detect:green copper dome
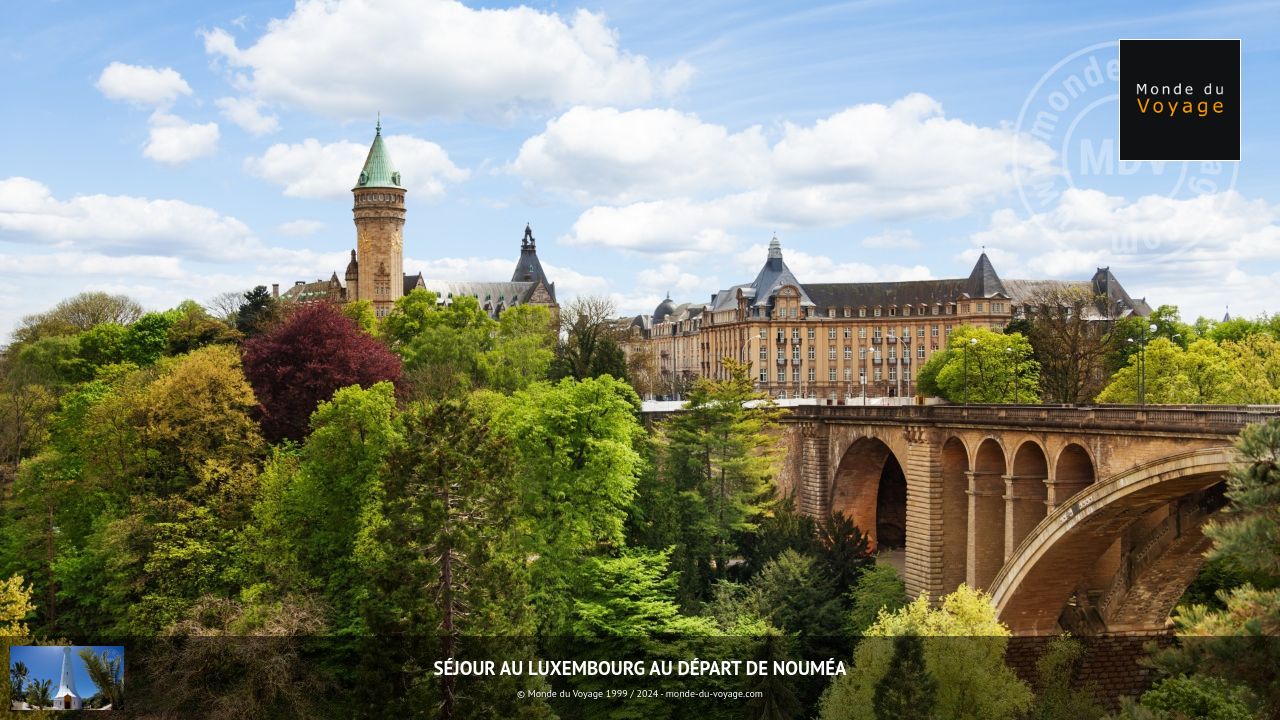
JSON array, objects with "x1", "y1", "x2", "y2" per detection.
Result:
[{"x1": 354, "y1": 121, "x2": 403, "y2": 190}]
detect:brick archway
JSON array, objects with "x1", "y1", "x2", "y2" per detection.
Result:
[
  {"x1": 830, "y1": 437, "x2": 907, "y2": 552},
  {"x1": 990, "y1": 447, "x2": 1235, "y2": 635},
  {"x1": 940, "y1": 436, "x2": 969, "y2": 594},
  {"x1": 968, "y1": 437, "x2": 1007, "y2": 590},
  {"x1": 1008, "y1": 441, "x2": 1049, "y2": 560}
]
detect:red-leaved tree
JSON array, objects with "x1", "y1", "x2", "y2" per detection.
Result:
[{"x1": 242, "y1": 302, "x2": 402, "y2": 442}]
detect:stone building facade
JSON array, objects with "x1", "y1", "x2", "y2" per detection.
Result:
[
  {"x1": 620, "y1": 237, "x2": 1149, "y2": 400},
  {"x1": 278, "y1": 123, "x2": 557, "y2": 320}
]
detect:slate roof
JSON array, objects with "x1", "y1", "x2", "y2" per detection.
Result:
[{"x1": 353, "y1": 121, "x2": 402, "y2": 190}]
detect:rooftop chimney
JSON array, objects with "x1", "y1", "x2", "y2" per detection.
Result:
[{"x1": 272, "y1": 283, "x2": 279, "y2": 297}]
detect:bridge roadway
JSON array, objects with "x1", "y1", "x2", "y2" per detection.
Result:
[{"x1": 644, "y1": 402, "x2": 1279, "y2": 635}]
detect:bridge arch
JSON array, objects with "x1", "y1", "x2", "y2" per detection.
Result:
[
  {"x1": 990, "y1": 447, "x2": 1235, "y2": 635},
  {"x1": 940, "y1": 436, "x2": 969, "y2": 593},
  {"x1": 830, "y1": 437, "x2": 907, "y2": 553},
  {"x1": 1008, "y1": 441, "x2": 1050, "y2": 559},
  {"x1": 969, "y1": 437, "x2": 1007, "y2": 589},
  {"x1": 1051, "y1": 443, "x2": 1096, "y2": 509}
]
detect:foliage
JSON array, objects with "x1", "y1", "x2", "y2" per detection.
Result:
[
  {"x1": 0, "y1": 575, "x2": 33, "y2": 635},
  {"x1": 550, "y1": 295, "x2": 629, "y2": 383},
  {"x1": 79, "y1": 647, "x2": 125, "y2": 709},
  {"x1": 26, "y1": 677, "x2": 52, "y2": 710},
  {"x1": 845, "y1": 565, "x2": 907, "y2": 637},
  {"x1": 1132, "y1": 675, "x2": 1259, "y2": 720},
  {"x1": 819, "y1": 585, "x2": 1032, "y2": 720},
  {"x1": 917, "y1": 326, "x2": 1039, "y2": 403},
  {"x1": 14, "y1": 291, "x2": 142, "y2": 344},
  {"x1": 735, "y1": 496, "x2": 818, "y2": 580},
  {"x1": 1152, "y1": 419, "x2": 1280, "y2": 716},
  {"x1": 748, "y1": 550, "x2": 845, "y2": 641},
  {"x1": 872, "y1": 635, "x2": 936, "y2": 720},
  {"x1": 121, "y1": 310, "x2": 179, "y2": 365},
  {"x1": 166, "y1": 299, "x2": 240, "y2": 355},
  {"x1": 571, "y1": 547, "x2": 714, "y2": 637},
  {"x1": 478, "y1": 304, "x2": 555, "y2": 393},
  {"x1": 1096, "y1": 335, "x2": 1280, "y2": 404},
  {"x1": 485, "y1": 376, "x2": 645, "y2": 634},
  {"x1": 341, "y1": 299, "x2": 377, "y2": 335},
  {"x1": 242, "y1": 302, "x2": 402, "y2": 441},
  {"x1": 661, "y1": 359, "x2": 783, "y2": 606},
  {"x1": 235, "y1": 285, "x2": 279, "y2": 336},
  {"x1": 1024, "y1": 635, "x2": 1105, "y2": 720},
  {"x1": 1017, "y1": 285, "x2": 1124, "y2": 403},
  {"x1": 814, "y1": 512, "x2": 874, "y2": 596}
]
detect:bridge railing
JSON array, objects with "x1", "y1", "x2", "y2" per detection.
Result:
[{"x1": 782, "y1": 403, "x2": 1280, "y2": 433}]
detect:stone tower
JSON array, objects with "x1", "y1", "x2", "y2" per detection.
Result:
[{"x1": 351, "y1": 121, "x2": 406, "y2": 317}]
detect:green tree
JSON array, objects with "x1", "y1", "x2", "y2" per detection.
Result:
[
  {"x1": 917, "y1": 326, "x2": 1038, "y2": 403},
  {"x1": 165, "y1": 299, "x2": 240, "y2": 355},
  {"x1": 571, "y1": 547, "x2": 714, "y2": 637},
  {"x1": 872, "y1": 635, "x2": 937, "y2": 720},
  {"x1": 485, "y1": 376, "x2": 644, "y2": 634},
  {"x1": 385, "y1": 290, "x2": 497, "y2": 399},
  {"x1": 846, "y1": 565, "x2": 907, "y2": 638},
  {"x1": 661, "y1": 358, "x2": 782, "y2": 605},
  {"x1": 121, "y1": 310, "x2": 179, "y2": 365},
  {"x1": 1024, "y1": 635, "x2": 1105, "y2": 720},
  {"x1": 235, "y1": 285, "x2": 279, "y2": 336},
  {"x1": 1096, "y1": 337, "x2": 1196, "y2": 404},
  {"x1": 749, "y1": 549, "x2": 845, "y2": 641},
  {"x1": 79, "y1": 647, "x2": 125, "y2": 709},
  {"x1": 1016, "y1": 285, "x2": 1123, "y2": 403},
  {"x1": 341, "y1": 299, "x2": 378, "y2": 335},
  {"x1": 1129, "y1": 675, "x2": 1259, "y2": 720},
  {"x1": 26, "y1": 677, "x2": 52, "y2": 710},
  {"x1": 819, "y1": 585, "x2": 1032, "y2": 720},
  {"x1": 13, "y1": 291, "x2": 142, "y2": 344},
  {"x1": 815, "y1": 512, "x2": 874, "y2": 596},
  {"x1": 9, "y1": 659, "x2": 30, "y2": 704},
  {"x1": 1153, "y1": 419, "x2": 1280, "y2": 715},
  {"x1": 478, "y1": 304, "x2": 555, "y2": 393},
  {"x1": 76, "y1": 322, "x2": 128, "y2": 370},
  {"x1": 0, "y1": 574, "x2": 33, "y2": 635},
  {"x1": 550, "y1": 295, "x2": 630, "y2": 382},
  {"x1": 1222, "y1": 334, "x2": 1280, "y2": 404}
]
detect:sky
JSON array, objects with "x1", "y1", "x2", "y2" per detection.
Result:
[
  {"x1": 9, "y1": 645, "x2": 123, "y2": 701},
  {"x1": 2, "y1": 0, "x2": 1279, "y2": 340}
]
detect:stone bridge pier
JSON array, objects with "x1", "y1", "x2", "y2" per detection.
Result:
[{"x1": 766, "y1": 404, "x2": 1276, "y2": 636}]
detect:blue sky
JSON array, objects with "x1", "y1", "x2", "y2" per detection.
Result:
[
  {"x1": 2, "y1": 0, "x2": 1278, "y2": 339},
  {"x1": 9, "y1": 645, "x2": 123, "y2": 700}
]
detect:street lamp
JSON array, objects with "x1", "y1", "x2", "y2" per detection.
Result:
[
  {"x1": 1129, "y1": 323, "x2": 1158, "y2": 405},
  {"x1": 963, "y1": 337, "x2": 978, "y2": 404},
  {"x1": 1006, "y1": 346, "x2": 1016, "y2": 404}
]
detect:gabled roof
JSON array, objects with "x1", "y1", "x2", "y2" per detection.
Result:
[
  {"x1": 511, "y1": 224, "x2": 555, "y2": 302},
  {"x1": 748, "y1": 237, "x2": 815, "y2": 307},
  {"x1": 353, "y1": 121, "x2": 402, "y2": 190}
]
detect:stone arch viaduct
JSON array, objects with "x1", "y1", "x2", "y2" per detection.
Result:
[{"x1": 650, "y1": 403, "x2": 1278, "y2": 636}]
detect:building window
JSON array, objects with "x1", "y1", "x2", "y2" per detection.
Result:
[
  {"x1": 828, "y1": 328, "x2": 837, "y2": 340},
  {"x1": 844, "y1": 367, "x2": 852, "y2": 381},
  {"x1": 843, "y1": 327, "x2": 852, "y2": 339},
  {"x1": 828, "y1": 347, "x2": 836, "y2": 360},
  {"x1": 808, "y1": 347, "x2": 816, "y2": 360},
  {"x1": 829, "y1": 368, "x2": 837, "y2": 381},
  {"x1": 874, "y1": 369, "x2": 882, "y2": 381},
  {"x1": 931, "y1": 324, "x2": 939, "y2": 337},
  {"x1": 889, "y1": 368, "x2": 897, "y2": 381},
  {"x1": 792, "y1": 369, "x2": 800, "y2": 383},
  {"x1": 858, "y1": 327, "x2": 866, "y2": 339},
  {"x1": 759, "y1": 368, "x2": 768, "y2": 382},
  {"x1": 844, "y1": 346, "x2": 852, "y2": 360},
  {"x1": 889, "y1": 306, "x2": 897, "y2": 316},
  {"x1": 945, "y1": 326, "x2": 953, "y2": 337},
  {"x1": 992, "y1": 302, "x2": 1004, "y2": 312},
  {"x1": 859, "y1": 307, "x2": 867, "y2": 317},
  {"x1": 808, "y1": 368, "x2": 816, "y2": 381},
  {"x1": 860, "y1": 348, "x2": 867, "y2": 360},
  {"x1": 759, "y1": 328, "x2": 767, "y2": 339},
  {"x1": 828, "y1": 308, "x2": 835, "y2": 318},
  {"x1": 778, "y1": 370, "x2": 786, "y2": 383},
  {"x1": 977, "y1": 302, "x2": 984, "y2": 312},
  {"x1": 807, "y1": 328, "x2": 815, "y2": 340},
  {"x1": 917, "y1": 327, "x2": 925, "y2": 338},
  {"x1": 760, "y1": 347, "x2": 767, "y2": 359},
  {"x1": 917, "y1": 345, "x2": 925, "y2": 358},
  {"x1": 792, "y1": 347, "x2": 800, "y2": 361},
  {"x1": 874, "y1": 307, "x2": 882, "y2": 317},
  {"x1": 932, "y1": 343, "x2": 939, "y2": 352},
  {"x1": 873, "y1": 328, "x2": 882, "y2": 340},
  {"x1": 859, "y1": 369, "x2": 866, "y2": 382},
  {"x1": 790, "y1": 328, "x2": 799, "y2": 341},
  {"x1": 904, "y1": 306, "x2": 911, "y2": 316}
]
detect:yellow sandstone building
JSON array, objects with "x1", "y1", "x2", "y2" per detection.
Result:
[{"x1": 620, "y1": 237, "x2": 1150, "y2": 401}]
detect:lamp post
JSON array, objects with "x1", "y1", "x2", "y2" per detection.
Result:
[
  {"x1": 1128, "y1": 322, "x2": 1159, "y2": 405},
  {"x1": 963, "y1": 336, "x2": 978, "y2": 404},
  {"x1": 1006, "y1": 346, "x2": 1017, "y2": 404}
]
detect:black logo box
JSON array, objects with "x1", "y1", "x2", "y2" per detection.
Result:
[{"x1": 1119, "y1": 39, "x2": 1240, "y2": 161}]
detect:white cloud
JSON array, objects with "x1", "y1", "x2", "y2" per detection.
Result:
[
  {"x1": 202, "y1": 0, "x2": 691, "y2": 120},
  {"x1": 510, "y1": 106, "x2": 767, "y2": 204},
  {"x1": 215, "y1": 96, "x2": 279, "y2": 135},
  {"x1": 861, "y1": 229, "x2": 920, "y2": 250},
  {"x1": 734, "y1": 242, "x2": 934, "y2": 284},
  {"x1": 246, "y1": 134, "x2": 468, "y2": 199},
  {"x1": 277, "y1": 219, "x2": 325, "y2": 236},
  {"x1": 0, "y1": 176, "x2": 255, "y2": 261},
  {"x1": 0, "y1": 252, "x2": 186, "y2": 279},
  {"x1": 529, "y1": 95, "x2": 1056, "y2": 256},
  {"x1": 96, "y1": 62, "x2": 192, "y2": 107},
  {"x1": 969, "y1": 188, "x2": 1280, "y2": 320},
  {"x1": 635, "y1": 263, "x2": 718, "y2": 299},
  {"x1": 144, "y1": 112, "x2": 220, "y2": 164}
]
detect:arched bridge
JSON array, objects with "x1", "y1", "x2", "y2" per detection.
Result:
[{"x1": 673, "y1": 403, "x2": 1277, "y2": 636}]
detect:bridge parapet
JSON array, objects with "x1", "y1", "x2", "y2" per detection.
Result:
[{"x1": 782, "y1": 404, "x2": 1278, "y2": 434}]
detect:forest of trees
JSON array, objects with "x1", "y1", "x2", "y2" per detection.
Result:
[{"x1": 0, "y1": 288, "x2": 1277, "y2": 718}]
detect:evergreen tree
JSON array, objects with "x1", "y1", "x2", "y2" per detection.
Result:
[
  {"x1": 661, "y1": 358, "x2": 782, "y2": 606},
  {"x1": 872, "y1": 635, "x2": 936, "y2": 720},
  {"x1": 235, "y1": 285, "x2": 278, "y2": 336}
]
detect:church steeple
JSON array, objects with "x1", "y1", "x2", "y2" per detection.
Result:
[{"x1": 512, "y1": 224, "x2": 556, "y2": 303}]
